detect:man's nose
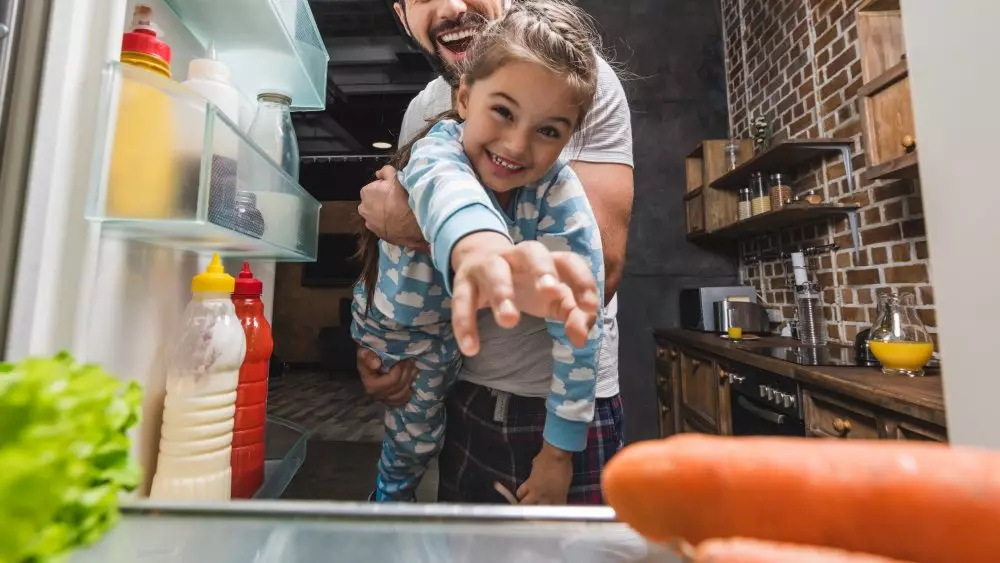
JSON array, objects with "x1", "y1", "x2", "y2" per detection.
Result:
[{"x1": 438, "y1": 0, "x2": 469, "y2": 22}]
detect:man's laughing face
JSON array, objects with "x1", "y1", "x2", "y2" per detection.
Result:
[{"x1": 393, "y1": 0, "x2": 507, "y2": 86}]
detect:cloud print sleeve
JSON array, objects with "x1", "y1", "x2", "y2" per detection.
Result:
[
  {"x1": 397, "y1": 120, "x2": 511, "y2": 292},
  {"x1": 534, "y1": 165, "x2": 605, "y2": 452}
]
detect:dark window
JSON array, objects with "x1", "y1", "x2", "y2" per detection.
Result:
[{"x1": 302, "y1": 233, "x2": 363, "y2": 287}]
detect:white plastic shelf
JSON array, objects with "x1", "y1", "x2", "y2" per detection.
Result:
[
  {"x1": 86, "y1": 62, "x2": 322, "y2": 261},
  {"x1": 163, "y1": 0, "x2": 329, "y2": 111}
]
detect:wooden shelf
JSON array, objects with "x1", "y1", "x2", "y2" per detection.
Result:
[
  {"x1": 709, "y1": 139, "x2": 854, "y2": 190},
  {"x1": 859, "y1": 60, "x2": 908, "y2": 97},
  {"x1": 858, "y1": 0, "x2": 900, "y2": 12},
  {"x1": 688, "y1": 203, "x2": 859, "y2": 241},
  {"x1": 862, "y1": 151, "x2": 919, "y2": 182},
  {"x1": 684, "y1": 186, "x2": 703, "y2": 200}
]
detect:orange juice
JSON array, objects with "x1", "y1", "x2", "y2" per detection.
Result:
[
  {"x1": 727, "y1": 327, "x2": 743, "y2": 340},
  {"x1": 869, "y1": 341, "x2": 934, "y2": 371}
]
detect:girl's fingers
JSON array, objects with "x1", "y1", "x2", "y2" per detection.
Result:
[
  {"x1": 504, "y1": 240, "x2": 559, "y2": 288},
  {"x1": 475, "y1": 256, "x2": 521, "y2": 329},
  {"x1": 552, "y1": 253, "x2": 600, "y2": 315},
  {"x1": 451, "y1": 275, "x2": 481, "y2": 356}
]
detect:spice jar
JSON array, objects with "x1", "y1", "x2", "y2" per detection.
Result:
[
  {"x1": 738, "y1": 187, "x2": 752, "y2": 220},
  {"x1": 750, "y1": 172, "x2": 770, "y2": 215},
  {"x1": 769, "y1": 173, "x2": 791, "y2": 210},
  {"x1": 725, "y1": 140, "x2": 741, "y2": 171}
]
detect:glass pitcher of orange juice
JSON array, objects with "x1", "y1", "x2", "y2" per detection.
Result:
[{"x1": 869, "y1": 292, "x2": 933, "y2": 377}]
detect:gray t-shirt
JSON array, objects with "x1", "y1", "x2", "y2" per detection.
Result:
[{"x1": 398, "y1": 56, "x2": 633, "y2": 399}]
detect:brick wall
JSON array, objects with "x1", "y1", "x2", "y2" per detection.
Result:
[{"x1": 721, "y1": 0, "x2": 935, "y2": 345}]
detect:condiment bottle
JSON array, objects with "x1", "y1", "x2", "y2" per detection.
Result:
[
  {"x1": 151, "y1": 254, "x2": 246, "y2": 501},
  {"x1": 738, "y1": 187, "x2": 752, "y2": 220},
  {"x1": 108, "y1": 4, "x2": 176, "y2": 219},
  {"x1": 750, "y1": 172, "x2": 771, "y2": 215},
  {"x1": 769, "y1": 173, "x2": 791, "y2": 210},
  {"x1": 230, "y1": 262, "x2": 273, "y2": 498}
]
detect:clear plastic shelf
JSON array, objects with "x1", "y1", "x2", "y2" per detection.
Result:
[
  {"x1": 86, "y1": 62, "x2": 322, "y2": 261},
  {"x1": 164, "y1": 0, "x2": 328, "y2": 111},
  {"x1": 254, "y1": 415, "x2": 310, "y2": 499}
]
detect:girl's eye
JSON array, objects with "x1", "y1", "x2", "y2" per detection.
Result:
[
  {"x1": 538, "y1": 126, "x2": 561, "y2": 139},
  {"x1": 492, "y1": 106, "x2": 513, "y2": 120}
]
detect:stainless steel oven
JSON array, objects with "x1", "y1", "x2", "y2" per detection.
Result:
[{"x1": 724, "y1": 365, "x2": 806, "y2": 436}]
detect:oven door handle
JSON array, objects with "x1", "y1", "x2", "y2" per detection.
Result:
[{"x1": 737, "y1": 396, "x2": 786, "y2": 425}]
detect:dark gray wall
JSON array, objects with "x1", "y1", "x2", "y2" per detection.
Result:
[{"x1": 576, "y1": 0, "x2": 738, "y2": 442}]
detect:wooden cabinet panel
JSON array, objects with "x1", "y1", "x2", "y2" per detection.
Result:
[
  {"x1": 655, "y1": 345, "x2": 681, "y2": 438},
  {"x1": 804, "y1": 390, "x2": 881, "y2": 440},
  {"x1": 680, "y1": 350, "x2": 720, "y2": 433},
  {"x1": 883, "y1": 417, "x2": 948, "y2": 443}
]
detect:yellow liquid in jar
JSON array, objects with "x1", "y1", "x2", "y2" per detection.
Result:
[
  {"x1": 727, "y1": 327, "x2": 743, "y2": 340},
  {"x1": 869, "y1": 341, "x2": 934, "y2": 371}
]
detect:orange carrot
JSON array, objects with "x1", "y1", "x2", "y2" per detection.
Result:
[
  {"x1": 693, "y1": 538, "x2": 914, "y2": 563},
  {"x1": 602, "y1": 434, "x2": 1000, "y2": 563}
]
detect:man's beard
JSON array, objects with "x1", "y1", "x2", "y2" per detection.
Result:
[{"x1": 415, "y1": 11, "x2": 489, "y2": 88}]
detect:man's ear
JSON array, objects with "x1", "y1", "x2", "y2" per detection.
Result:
[
  {"x1": 392, "y1": 2, "x2": 412, "y2": 37},
  {"x1": 456, "y1": 77, "x2": 471, "y2": 120}
]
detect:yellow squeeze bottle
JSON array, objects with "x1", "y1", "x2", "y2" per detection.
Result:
[{"x1": 107, "y1": 5, "x2": 175, "y2": 219}]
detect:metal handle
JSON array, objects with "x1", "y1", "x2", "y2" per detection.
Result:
[
  {"x1": 833, "y1": 418, "x2": 852, "y2": 434},
  {"x1": 656, "y1": 347, "x2": 665, "y2": 359},
  {"x1": 660, "y1": 404, "x2": 670, "y2": 414},
  {"x1": 670, "y1": 349, "x2": 678, "y2": 359},
  {"x1": 737, "y1": 396, "x2": 786, "y2": 425},
  {"x1": 691, "y1": 359, "x2": 701, "y2": 369}
]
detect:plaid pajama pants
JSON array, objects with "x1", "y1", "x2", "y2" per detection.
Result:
[{"x1": 438, "y1": 381, "x2": 626, "y2": 505}]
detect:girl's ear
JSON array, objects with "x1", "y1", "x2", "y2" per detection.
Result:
[{"x1": 457, "y1": 77, "x2": 471, "y2": 121}]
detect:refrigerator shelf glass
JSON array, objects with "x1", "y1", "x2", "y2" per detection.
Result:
[
  {"x1": 164, "y1": 0, "x2": 328, "y2": 111},
  {"x1": 86, "y1": 62, "x2": 321, "y2": 262},
  {"x1": 254, "y1": 415, "x2": 309, "y2": 500}
]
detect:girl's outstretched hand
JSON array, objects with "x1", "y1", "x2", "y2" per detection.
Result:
[{"x1": 450, "y1": 235, "x2": 599, "y2": 356}]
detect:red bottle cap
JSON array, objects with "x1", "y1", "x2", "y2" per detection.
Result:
[
  {"x1": 121, "y1": 5, "x2": 171, "y2": 64},
  {"x1": 233, "y1": 262, "x2": 263, "y2": 297}
]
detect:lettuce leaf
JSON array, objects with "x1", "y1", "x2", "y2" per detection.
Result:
[{"x1": 0, "y1": 352, "x2": 142, "y2": 563}]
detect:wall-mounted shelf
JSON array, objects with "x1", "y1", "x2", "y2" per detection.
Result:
[
  {"x1": 689, "y1": 203, "x2": 860, "y2": 249},
  {"x1": 709, "y1": 139, "x2": 857, "y2": 193},
  {"x1": 164, "y1": 0, "x2": 329, "y2": 111},
  {"x1": 86, "y1": 62, "x2": 322, "y2": 262},
  {"x1": 862, "y1": 151, "x2": 919, "y2": 183}
]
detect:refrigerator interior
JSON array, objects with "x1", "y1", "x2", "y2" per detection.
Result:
[{"x1": 6, "y1": 0, "x2": 292, "y2": 495}]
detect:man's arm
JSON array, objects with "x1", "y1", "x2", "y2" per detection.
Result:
[{"x1": 570, "y1": 161, "x2": 633, "y2": 304}]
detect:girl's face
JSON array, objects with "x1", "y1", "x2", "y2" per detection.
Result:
[{"x1": 456, "y1": 60, "x2": 581, "y2": 193}]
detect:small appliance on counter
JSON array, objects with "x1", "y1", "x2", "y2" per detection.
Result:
[
  {"x1": 680, "y1": 286, "x2": 757, "y2": 332},
  {"x1": 713, "y1": 299, "x2": 771, "y2": 335}
]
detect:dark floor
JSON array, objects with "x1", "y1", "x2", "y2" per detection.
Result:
[{"x1": 268, "y1": 370, "x2": 383, "y2": 500}]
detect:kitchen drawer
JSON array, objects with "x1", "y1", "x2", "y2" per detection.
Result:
[
  {"x1": 680, "y1": 350, "x2": 720, "y2": 430},
  {"x1": 883, "y1": 417, "x2": 948, "y2": 443},
  {"x1": 682, "y1": 412, "x2": 715, "y2": 435},
  {"x1": 659, "y1": 401, "x2": 677, "y2": 437},
  {"x1": 804, "y1": 390, "x2": 880, "y2": 440}
]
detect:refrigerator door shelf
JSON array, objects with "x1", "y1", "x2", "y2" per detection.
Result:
[
  {"x1": 163, "y1": 0, "x2": 328, "y2": 112},
  {"x1": 86, "y1": 61, "x2": 321, "y2": 262}
]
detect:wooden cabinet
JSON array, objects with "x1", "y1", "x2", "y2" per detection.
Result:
[
  {"x1": 883, "y1": 416, "x2": 948, "y2": 443},
  {"x1": 655, "y1": 344, "x2": 681, "y2": 437},
  {"x1": 804, "y1": 390, "x2": 881, "y2": 439},
  {"x1": 683, "y1": 140, "x2": 753, "y2": 236},
  {"x1": 678, "y1": 350, "x2": 730, "y2": 435}
]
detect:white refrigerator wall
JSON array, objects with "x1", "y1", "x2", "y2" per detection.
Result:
[{"x1": 8, "y1": 0, "x2": 277, "y2": 495}]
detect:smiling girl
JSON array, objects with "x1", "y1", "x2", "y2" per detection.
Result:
[{"x1": 353, "y1": 0, "x2": 605, "y2": 504}]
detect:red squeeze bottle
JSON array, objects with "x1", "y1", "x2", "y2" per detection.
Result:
[{"x1": 230, "y1": 262, "x2": 273, "y2": 498}]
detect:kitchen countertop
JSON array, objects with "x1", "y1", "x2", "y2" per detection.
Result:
[{"x1": 654, "y1": 329, "x2": 946, "y2": 427}]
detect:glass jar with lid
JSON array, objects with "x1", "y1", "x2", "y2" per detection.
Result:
[
  {"x1": 749, "y1": 172, "x2": 770, "y2": 215},
  {"x1": 738, "y1": 187, "x2": 752, "y2": 220},
  {"x1": 724, "y1": 140, "x2": 741, "y2": 171},
  {"x1": 769, "y1": 173, "x2": 791, "y2": 210}
]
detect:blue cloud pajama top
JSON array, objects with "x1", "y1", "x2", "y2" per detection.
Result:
[{"x1": 351, "y1": 119, "x2": 604, "y2": 502}]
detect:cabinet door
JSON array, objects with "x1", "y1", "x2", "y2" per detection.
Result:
[
  {"x1": 883, "y1": 417, "x2": 948, "y2": 443},
  {"x1": 655, "y1": 344, "x2": 681, "y2": 437},
  {"x1": 680, "y1": 350, "x2": 720, "y2": 433}
]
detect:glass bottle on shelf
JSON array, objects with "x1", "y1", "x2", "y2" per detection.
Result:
[
  {"x1": 750, "y1": 172, "x2": 770, "y2": 215},
  {"x1": 724, "y1": 140, "x2": 741, "y2": 171},
  {"x1": 769, "y1": 173, "x2": 791, "y2": 210},
  {"x1": 738, "y1": 187, "x2": 752, "y2": 220},
  {"x1": 249, "y1": 92, "x2": 299, "y2": 181},
  {"x1": 868, "y1": 293, "x2": 933, "y2": 377}
]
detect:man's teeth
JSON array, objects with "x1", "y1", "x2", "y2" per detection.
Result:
[
  {"x1": 491, "y1": 154, "x2": 523, "y2": 171},
  {"x1": 440, "y1": 28, "x2": 475, "y2": 45}
]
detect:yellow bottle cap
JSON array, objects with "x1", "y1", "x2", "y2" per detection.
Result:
[{"x1": 191, "y1": 253, "x2": 235, "y2": 294}]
